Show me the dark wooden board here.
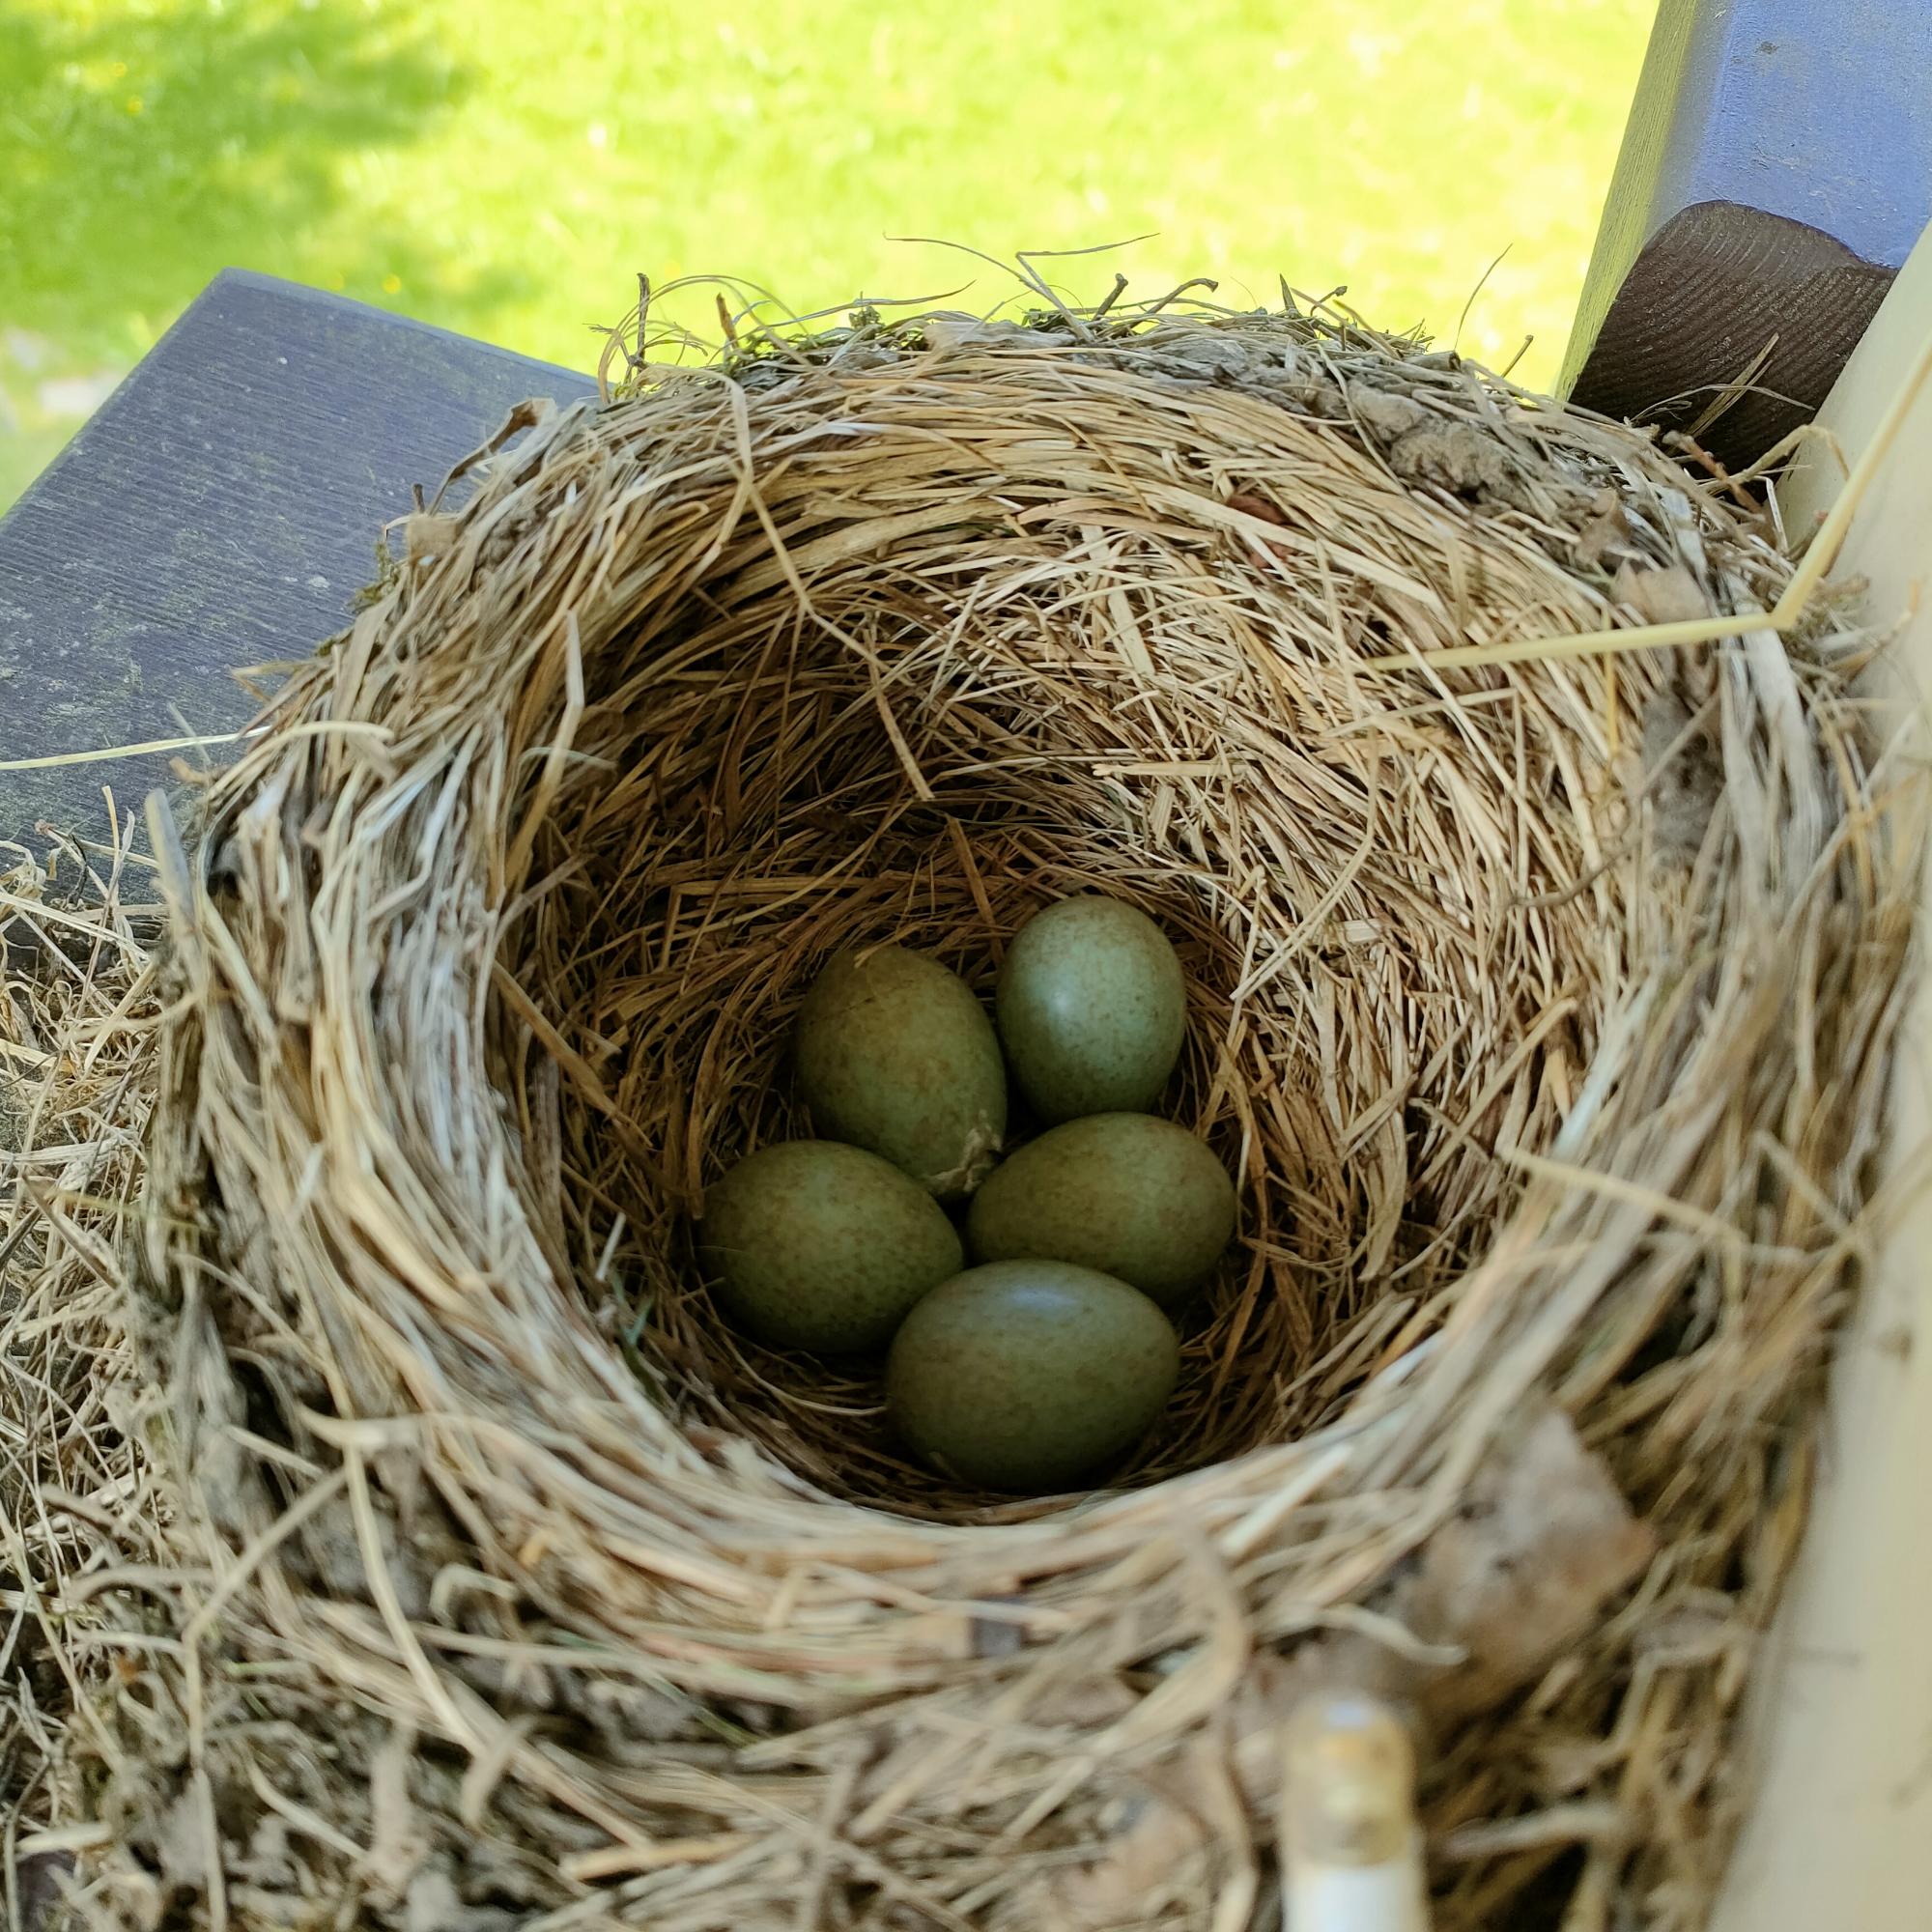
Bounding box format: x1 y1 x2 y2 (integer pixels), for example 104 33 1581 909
1561 0 1932 469
0 270 597 854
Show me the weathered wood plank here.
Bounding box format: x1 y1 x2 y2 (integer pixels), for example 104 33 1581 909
1561 0 1932 469
0 269 597 853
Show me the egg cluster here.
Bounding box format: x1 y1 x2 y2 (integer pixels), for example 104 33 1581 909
699 896 1237 1493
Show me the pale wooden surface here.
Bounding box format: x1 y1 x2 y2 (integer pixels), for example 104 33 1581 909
1711 224 1932 1932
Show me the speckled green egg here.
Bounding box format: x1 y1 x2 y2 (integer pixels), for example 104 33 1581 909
886 1261 1179 1492
794 946 1007 1197
966 1114 1236 1308
700 1140 964 1352
996 897 1187 1122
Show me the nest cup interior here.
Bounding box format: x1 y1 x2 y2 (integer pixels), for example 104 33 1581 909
492 327 1648 1515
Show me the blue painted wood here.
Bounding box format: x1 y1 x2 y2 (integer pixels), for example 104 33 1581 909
1654 0 1927 264
1563 0 1932 469
0 270 598 854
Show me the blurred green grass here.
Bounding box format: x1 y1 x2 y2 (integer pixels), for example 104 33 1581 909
0 0 1655 509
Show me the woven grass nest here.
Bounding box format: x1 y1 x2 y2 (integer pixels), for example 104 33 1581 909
6 283 1920 1932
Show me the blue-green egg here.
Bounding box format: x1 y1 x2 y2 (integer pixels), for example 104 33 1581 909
886 1261 1179 1491
795 946 1007 1198
701 1140 963 1352
996 896 1187 1122
967 1113 1236 1308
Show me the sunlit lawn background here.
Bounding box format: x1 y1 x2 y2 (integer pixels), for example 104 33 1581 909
1 0 1656 509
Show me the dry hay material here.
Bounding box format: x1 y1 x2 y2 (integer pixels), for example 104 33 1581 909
2 289 1921 1932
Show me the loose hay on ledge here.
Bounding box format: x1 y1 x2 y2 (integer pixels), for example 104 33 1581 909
1 285 1921 1932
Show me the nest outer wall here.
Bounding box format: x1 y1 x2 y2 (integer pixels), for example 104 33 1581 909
1 287 1920 1932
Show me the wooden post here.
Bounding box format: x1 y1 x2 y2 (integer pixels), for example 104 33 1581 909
1562 0 1932 470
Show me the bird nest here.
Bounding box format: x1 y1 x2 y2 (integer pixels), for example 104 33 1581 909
1 284 1919 1932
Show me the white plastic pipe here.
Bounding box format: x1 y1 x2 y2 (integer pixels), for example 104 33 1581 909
1281 1692 1432 1932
